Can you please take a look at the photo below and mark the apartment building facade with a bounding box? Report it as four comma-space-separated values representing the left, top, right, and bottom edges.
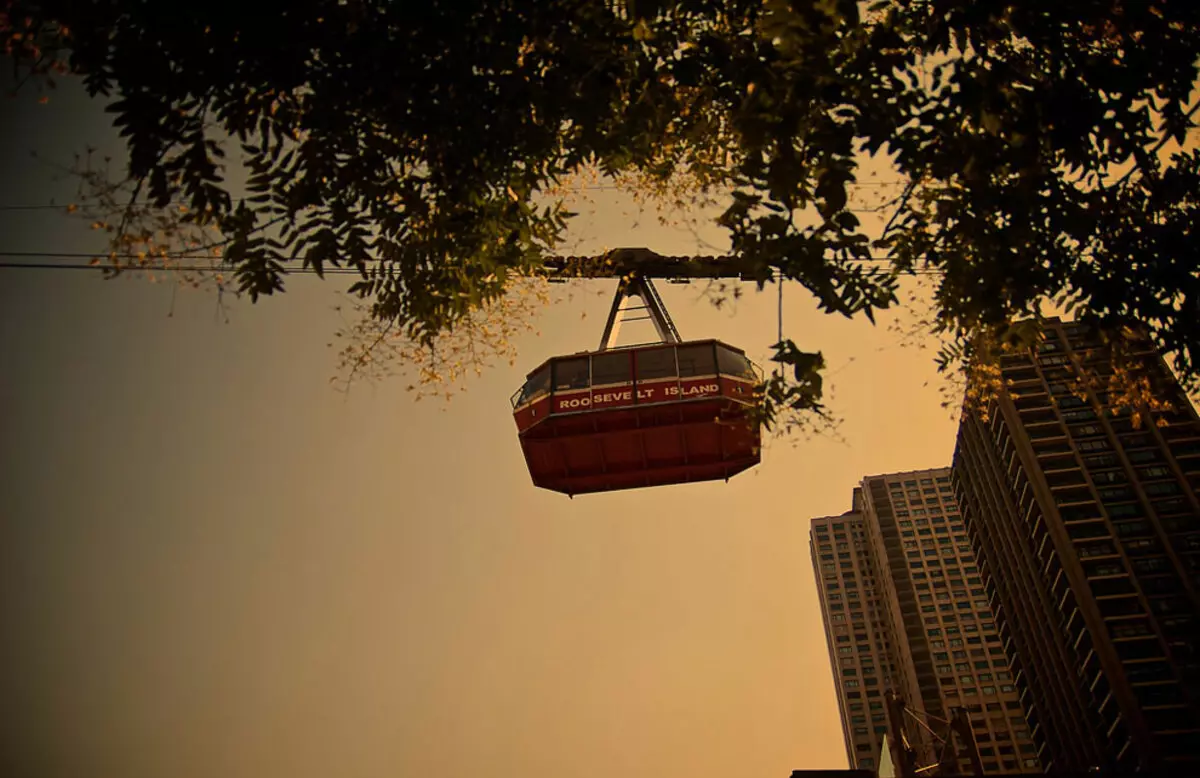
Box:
812, 469, 1038, 773
812, 489, 893, 771
952, 318, 1200, 772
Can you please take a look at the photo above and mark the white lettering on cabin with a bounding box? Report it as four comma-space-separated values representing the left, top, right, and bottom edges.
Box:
593, 390, 633, 403
668, 383, 719, 397
558, 382, 719, 410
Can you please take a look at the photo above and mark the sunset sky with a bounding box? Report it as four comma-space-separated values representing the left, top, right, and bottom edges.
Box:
1, 76, 961, 778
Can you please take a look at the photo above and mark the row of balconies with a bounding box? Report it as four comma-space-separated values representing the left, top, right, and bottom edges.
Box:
961, 413, 1127, 764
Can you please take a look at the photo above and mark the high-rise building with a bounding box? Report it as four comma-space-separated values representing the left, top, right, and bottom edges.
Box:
812, 469, 1038, 774
812, 489, 891, 771
952, 318, 1200, 772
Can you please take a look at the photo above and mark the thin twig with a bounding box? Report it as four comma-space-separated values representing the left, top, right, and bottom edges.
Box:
342, 318, 396, 395
881, 178, 918, 238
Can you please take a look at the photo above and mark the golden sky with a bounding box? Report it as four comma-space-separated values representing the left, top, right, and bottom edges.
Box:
0, 79, 961, 778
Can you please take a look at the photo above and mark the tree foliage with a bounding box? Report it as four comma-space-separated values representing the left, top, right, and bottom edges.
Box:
5, 0, 1200, 424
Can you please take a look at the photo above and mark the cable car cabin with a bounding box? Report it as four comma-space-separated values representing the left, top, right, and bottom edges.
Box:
511, 340, 762, 496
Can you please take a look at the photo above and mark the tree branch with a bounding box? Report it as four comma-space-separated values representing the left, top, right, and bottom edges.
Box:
1111, 97, 1200, 190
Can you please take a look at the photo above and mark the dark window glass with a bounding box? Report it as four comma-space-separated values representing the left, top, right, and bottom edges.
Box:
1061, 504, 1103, 522
1110, 417, 1140, 434
1028, 424, 1065, 440
1122, 434, 1154, 449
1124, 537, 1162, 556
519, 366, 551, 405
635, 347, 677, 380
1136, 684, 1186, 708
1115, 638, 1166, 662
1123, 660, 1173, 684
1131, 557, 1171, 575
716, 345, 756, 379
1144, 574, 1185, 596
591, 352, 632, 385
1077, 540, 1117, 558
1090, 577, 1136, 597
677, 343, 717, 376
1036, 440, 1075, 455
1107, 503, 1143, 519
1099, 486, 1135, 503
1153, 497, 1187, 515
1097, 596, 1144, 617
1066, 521, 1108, 540
1113, 519, 1152, 538
554, 357, 590, 390
1144, 481, 1181, 496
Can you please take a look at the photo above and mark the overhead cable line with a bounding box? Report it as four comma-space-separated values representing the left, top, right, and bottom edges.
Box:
0, 181, 913, 212
0, 250, 928, 263
0, 257, 946, 276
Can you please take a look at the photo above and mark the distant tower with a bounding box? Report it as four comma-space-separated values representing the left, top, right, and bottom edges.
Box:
811, 469, 1039, 774
952, 317, 1200, 771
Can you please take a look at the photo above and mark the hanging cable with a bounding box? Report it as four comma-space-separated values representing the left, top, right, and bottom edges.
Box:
775, 268, 784, 378
777, 268, 784, 346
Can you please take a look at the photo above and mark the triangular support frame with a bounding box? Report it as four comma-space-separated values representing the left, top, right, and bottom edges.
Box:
598, 274, 681, 351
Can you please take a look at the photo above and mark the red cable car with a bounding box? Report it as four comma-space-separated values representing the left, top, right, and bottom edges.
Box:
512, 275, 763, 496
